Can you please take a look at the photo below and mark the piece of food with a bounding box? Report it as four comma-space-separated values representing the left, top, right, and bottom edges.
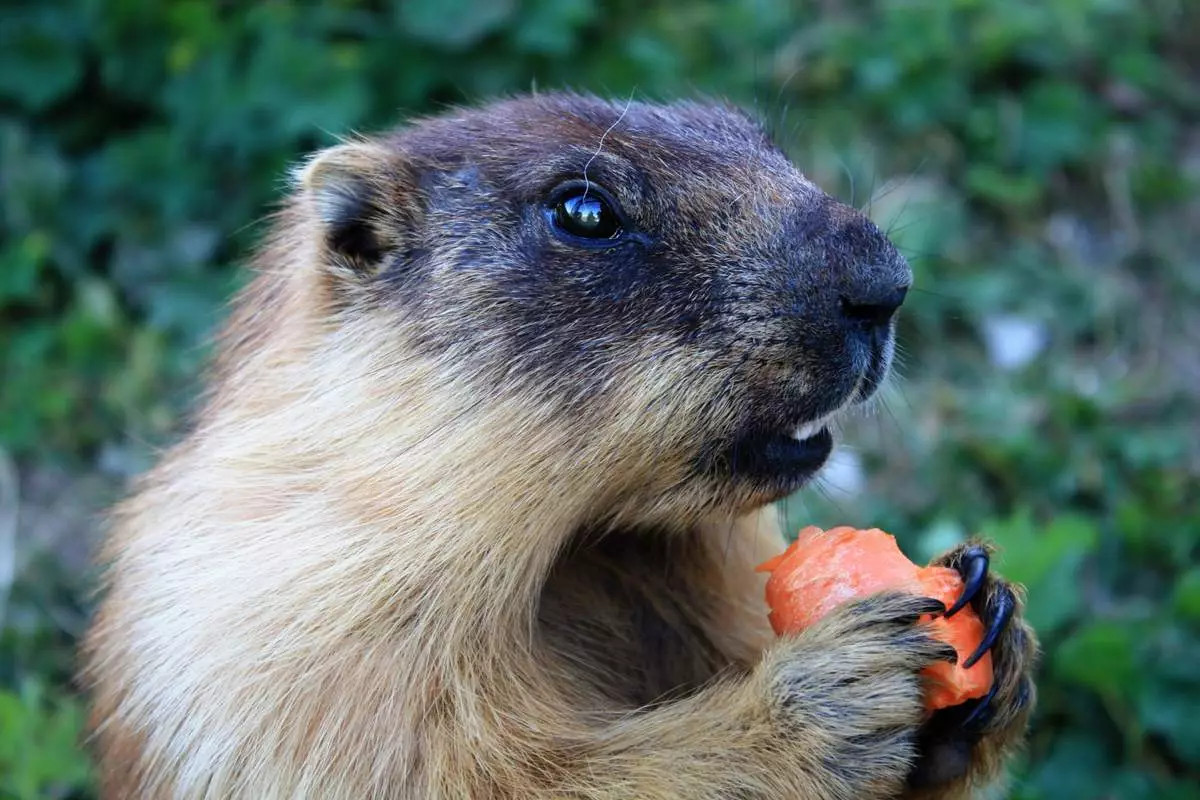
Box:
756, 525, 994, 711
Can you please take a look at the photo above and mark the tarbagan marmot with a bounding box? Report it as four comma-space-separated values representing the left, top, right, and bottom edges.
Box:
80, 94, 1037, 799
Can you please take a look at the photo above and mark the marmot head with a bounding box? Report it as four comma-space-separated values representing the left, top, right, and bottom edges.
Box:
281, 93, 911, 523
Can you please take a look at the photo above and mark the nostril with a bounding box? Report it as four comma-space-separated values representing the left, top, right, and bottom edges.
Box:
839, 285, 909, 329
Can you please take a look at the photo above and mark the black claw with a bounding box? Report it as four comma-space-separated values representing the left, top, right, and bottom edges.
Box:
854, 594, 945, 623
877, 595, 946, 625
917, 681, 997, 745
915, 597, 949, 617
963, 586, 1016, 669
946, 545, 989, 618
961, 682, 998, 730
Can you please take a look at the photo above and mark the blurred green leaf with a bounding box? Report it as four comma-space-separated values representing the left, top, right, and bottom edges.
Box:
0, 234, 50, 302
1137, 679, 1200, 766
396, 0, 516, 49
0, 681, 93, 798
0, 8, 86, 111
513, 0, 596, 55
965, 164, 1043, 208
1173, 569, 1200, 622
987, 510, 1097, 585
1054, 621, 1140, 698
1014, 731, 1116, 799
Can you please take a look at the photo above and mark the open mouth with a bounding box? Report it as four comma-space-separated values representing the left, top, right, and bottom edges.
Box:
710, 341, 892, 501
725, 417, 836, 495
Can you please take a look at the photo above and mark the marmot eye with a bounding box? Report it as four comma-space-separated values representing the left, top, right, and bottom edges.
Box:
549, 188, 623, 242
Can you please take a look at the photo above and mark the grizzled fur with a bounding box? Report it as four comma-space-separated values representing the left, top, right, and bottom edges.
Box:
80, 94, 1037, 799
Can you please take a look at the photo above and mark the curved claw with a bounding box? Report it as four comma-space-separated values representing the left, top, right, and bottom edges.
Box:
963, 585, 1016, 668
961, 682, 998, 730
946, 545, 989, 618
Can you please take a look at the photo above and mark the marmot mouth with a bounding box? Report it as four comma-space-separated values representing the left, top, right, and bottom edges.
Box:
725, 423, 835, 493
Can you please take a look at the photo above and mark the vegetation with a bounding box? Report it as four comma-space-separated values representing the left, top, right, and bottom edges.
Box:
2, 0, 1198, 797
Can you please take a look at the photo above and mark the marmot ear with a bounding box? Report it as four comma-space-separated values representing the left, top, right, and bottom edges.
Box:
296, 140, 422, 276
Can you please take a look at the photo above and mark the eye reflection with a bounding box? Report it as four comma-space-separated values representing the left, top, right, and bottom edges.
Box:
552, 190, 621, 240
569, 196, 603, 228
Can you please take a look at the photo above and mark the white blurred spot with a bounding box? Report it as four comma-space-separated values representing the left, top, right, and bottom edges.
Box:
916, 519, 967, 564
982, 314, 1048, 371
820, 447, 865, 498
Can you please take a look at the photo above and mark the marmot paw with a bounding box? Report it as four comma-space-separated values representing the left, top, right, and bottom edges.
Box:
905, 543, 1038, 792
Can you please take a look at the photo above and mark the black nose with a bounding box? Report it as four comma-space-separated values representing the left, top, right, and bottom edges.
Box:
840, 285, 909, 331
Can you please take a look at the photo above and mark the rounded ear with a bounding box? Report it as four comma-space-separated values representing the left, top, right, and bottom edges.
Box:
295, 140, 422, 277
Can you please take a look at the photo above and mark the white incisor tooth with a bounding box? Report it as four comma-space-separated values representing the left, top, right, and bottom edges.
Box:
792, 420, 823, 441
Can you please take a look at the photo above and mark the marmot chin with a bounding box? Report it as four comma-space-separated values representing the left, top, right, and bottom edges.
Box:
81, 93, 1037, 799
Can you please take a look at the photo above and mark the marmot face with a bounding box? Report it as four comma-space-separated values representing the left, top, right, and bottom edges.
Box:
299, 94, 911, 517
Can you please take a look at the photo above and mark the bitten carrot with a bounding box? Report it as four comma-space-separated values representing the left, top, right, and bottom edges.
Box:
756, 525, 994, 711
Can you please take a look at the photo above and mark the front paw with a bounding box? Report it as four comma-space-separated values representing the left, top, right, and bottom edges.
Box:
766, 592, 958, 797
906, 542, 1040, 794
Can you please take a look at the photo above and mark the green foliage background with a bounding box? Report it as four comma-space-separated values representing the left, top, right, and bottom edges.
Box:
2, 0, 1198, 797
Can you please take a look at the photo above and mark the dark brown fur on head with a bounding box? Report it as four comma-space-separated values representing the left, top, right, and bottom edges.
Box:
298, 93, 911, 514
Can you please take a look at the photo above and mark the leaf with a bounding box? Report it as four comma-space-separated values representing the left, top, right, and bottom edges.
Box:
1021, 559, 1089, 636
512, 0, 596, 56
965, 165, 1043, 208
1053, 621, 1140, 698
1018, 79, 1104, 171
395, 0, 516, 50
984, 510, 1098, 587
1014, 731, 1116, 799
0, 234, 50, 303
1172, 569, 1200, 622
1136, 680, 1200, 766
0, 9, 86, 111
0, 683, 93, 797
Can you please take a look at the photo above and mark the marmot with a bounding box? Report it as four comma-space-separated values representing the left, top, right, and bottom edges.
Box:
80, 93, 1037, 799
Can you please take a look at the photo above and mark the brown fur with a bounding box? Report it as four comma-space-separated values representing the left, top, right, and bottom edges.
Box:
80, 94, 1037, 799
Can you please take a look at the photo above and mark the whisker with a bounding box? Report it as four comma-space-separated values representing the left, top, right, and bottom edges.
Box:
908, 286, 967, 305
582, 92, 635, 201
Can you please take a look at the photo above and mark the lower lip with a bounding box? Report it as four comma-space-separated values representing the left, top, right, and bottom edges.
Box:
726, 427, 835, 489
